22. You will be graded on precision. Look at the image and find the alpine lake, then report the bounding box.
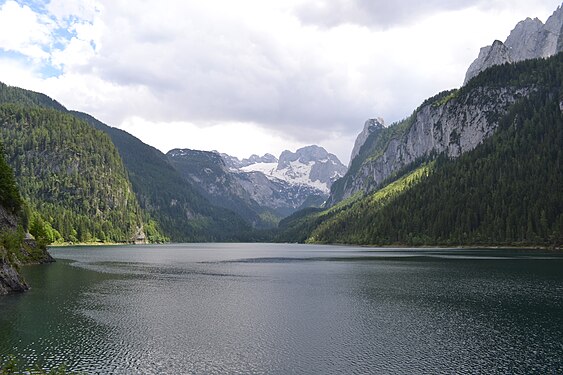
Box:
[0,244,562,374]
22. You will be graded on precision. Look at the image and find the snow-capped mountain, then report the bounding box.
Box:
[233,145,347,194]
[166,146,345,228]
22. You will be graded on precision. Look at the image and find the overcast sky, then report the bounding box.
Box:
[0,0,561,163]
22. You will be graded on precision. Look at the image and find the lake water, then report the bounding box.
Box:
[0,244,562,374]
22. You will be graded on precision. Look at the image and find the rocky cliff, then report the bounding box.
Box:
[0,204,54,295]
[329,85,533,204]
[464,5,563,84]
[349,118,385,165]
[0,205,27,294]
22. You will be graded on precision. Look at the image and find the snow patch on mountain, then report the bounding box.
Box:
[234,145,347,194]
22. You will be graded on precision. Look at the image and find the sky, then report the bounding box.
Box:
[0,0,561,163]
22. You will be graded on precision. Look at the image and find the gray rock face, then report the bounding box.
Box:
[233,171,325,216]
[332,85,532,203]
[505,18,544,60]
[0,262,29,295]
[349,118,385,166]
[0,205,29,295]
[464,5,563,84]
[465,40,512,84]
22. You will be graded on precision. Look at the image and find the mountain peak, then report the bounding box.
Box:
[464,4,563,84]
[225,145,347,194]
[349,117,386,166]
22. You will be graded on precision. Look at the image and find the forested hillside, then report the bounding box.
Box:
[278,54,563,247]
[73,112,252,242]
[0,86,152,243]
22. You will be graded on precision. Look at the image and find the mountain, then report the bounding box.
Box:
[328,81,532,204]
[0,81,252,243]
[166,148,275,228]
[235,145,347,194]
[464,5,563,84]
[349,118,385,165]
[277,52,563,246]
[220,152,278,169]
[167,146,343,227]
[0,84,150,244]
[72,112,252,242]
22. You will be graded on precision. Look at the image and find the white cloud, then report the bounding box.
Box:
[0,1,53,60]
[0,0,561,164]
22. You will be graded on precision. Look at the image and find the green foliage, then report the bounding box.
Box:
[0,143,22,215]
[430,89,459,108]
[306,164,432,244]
[280,52,563,247]
[72,112,252,242]
[0,103,144,243]
[0,82,66,113]
[29,212,63,246]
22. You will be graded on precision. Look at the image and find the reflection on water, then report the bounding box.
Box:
[1,244,562,374]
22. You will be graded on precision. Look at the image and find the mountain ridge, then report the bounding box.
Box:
[464,5,563,84]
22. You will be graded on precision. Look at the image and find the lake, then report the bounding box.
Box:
[0,244,562,374]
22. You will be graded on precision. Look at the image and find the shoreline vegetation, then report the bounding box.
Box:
[47,241,561,251]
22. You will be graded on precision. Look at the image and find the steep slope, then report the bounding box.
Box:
[279,53,563,246]
[349,118,385,165]
[73,112,252,242]
[328,52,560,205]
[464,5,563,83]
[166,148,276,228]
[0,96,147,243]
[0,143,52,294]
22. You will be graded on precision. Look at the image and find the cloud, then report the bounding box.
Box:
[0,0,561,163]
[293,0,557,29]
[0,1,53,60]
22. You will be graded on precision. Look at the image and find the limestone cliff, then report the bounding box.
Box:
[329,85,532,204]
[464,5,563,84]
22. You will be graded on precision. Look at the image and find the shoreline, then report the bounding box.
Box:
[48,241,561,251]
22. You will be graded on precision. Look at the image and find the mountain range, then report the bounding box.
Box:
[167,145,346,228]
[0,81,345,245]
[0,3,560,271]
[278,6,563,247]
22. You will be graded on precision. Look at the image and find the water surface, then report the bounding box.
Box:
[0,244,562,374]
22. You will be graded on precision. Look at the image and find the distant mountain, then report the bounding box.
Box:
[166,148,275,228]
[167,146,343,227]
[234,145,347,194]
[220,152,278,169]
[464,5,563,83]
